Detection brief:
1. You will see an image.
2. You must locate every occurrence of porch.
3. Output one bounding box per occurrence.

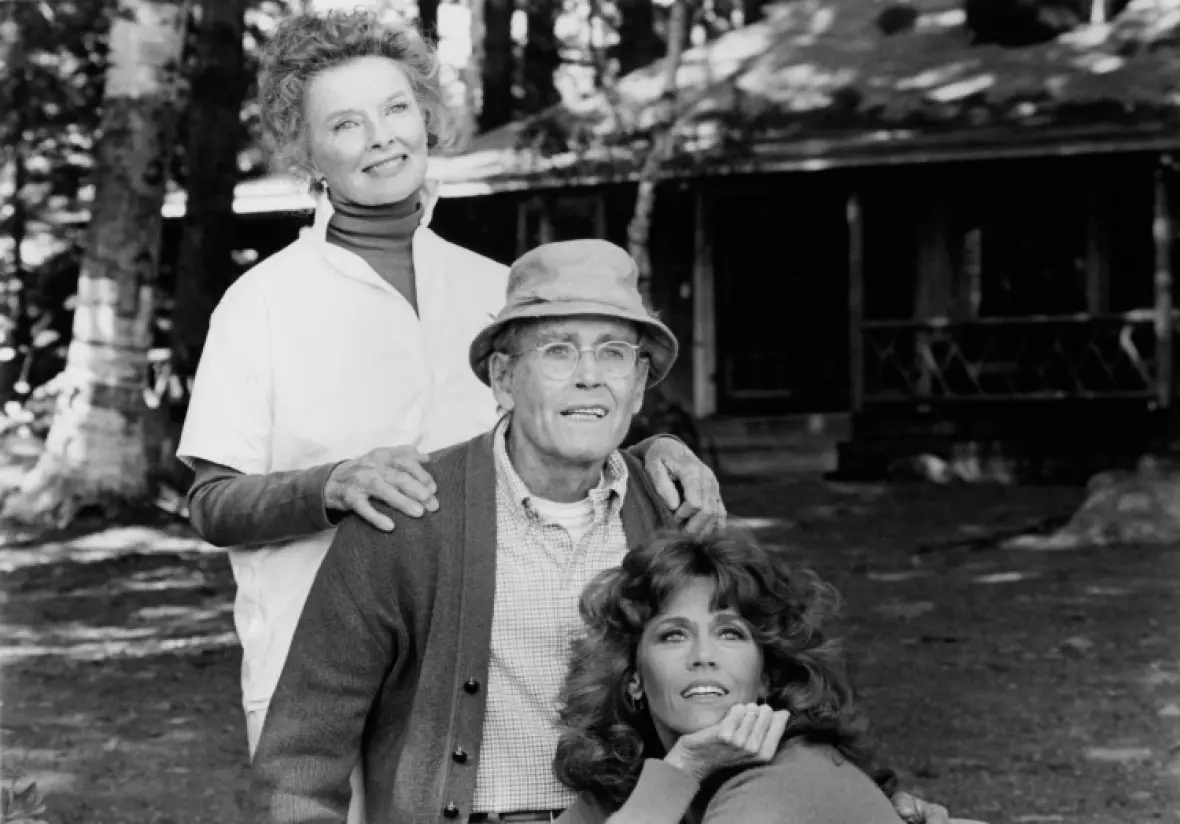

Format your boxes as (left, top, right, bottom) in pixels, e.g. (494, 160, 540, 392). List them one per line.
(836, 153, 1179, 480)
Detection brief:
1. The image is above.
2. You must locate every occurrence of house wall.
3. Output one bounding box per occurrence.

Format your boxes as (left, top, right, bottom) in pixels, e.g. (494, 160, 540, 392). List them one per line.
(708, 173, 852, 416)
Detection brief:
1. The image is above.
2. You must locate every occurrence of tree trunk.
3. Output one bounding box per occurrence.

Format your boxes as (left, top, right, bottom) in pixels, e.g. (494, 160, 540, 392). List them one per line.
(3, 0, 188, 527)
(626, 0, 688, 303)
(170, 0, 247, 383)
(521, 0, 560, 114)
(1, 14, 28, 404)
(418, 0, 439, 39)
(614, 0, 665, 78)
(479, 0, 516, 132)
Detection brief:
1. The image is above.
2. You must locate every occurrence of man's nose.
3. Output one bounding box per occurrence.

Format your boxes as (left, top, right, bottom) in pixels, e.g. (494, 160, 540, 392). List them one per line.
(573, 348, 604, 386)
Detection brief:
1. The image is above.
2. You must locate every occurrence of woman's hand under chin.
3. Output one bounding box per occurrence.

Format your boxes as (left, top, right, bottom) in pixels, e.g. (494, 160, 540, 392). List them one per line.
(662, 703, 791, 783)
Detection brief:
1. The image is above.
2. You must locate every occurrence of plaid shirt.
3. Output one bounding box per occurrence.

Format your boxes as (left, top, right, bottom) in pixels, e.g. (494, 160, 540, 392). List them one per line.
(471, 421, 632, 814)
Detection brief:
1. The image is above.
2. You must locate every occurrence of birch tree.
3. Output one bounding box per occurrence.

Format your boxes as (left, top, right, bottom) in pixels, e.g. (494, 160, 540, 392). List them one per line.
(627, 0, 689, 302)
(5, 0, 189, 526)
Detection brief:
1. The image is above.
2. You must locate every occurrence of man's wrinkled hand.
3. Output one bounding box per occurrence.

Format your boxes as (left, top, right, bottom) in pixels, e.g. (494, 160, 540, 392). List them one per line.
(324, 445, 438, 532)
(644, 437, 726, 534)
(892, 791, 973, 824)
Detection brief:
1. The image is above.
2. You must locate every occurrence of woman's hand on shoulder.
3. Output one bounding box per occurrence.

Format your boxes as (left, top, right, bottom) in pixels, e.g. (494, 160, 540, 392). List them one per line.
(324, 446, 439, 531)
(662, 703, 790, 783)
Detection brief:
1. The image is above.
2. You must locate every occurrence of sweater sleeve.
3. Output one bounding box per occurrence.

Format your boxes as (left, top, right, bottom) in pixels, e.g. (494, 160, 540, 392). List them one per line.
(251, 515, 405, 824)
(186, 459, 342, 548)
(700, 754, 901, 824)
(556, 760, 700, 824)
(698, 763, 806, 824)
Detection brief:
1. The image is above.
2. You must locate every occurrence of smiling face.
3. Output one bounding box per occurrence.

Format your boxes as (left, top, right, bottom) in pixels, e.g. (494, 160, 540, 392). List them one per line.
(303, 55, 430, 206)
(490, 317, 647, 492)
(636, 577, 766, 747)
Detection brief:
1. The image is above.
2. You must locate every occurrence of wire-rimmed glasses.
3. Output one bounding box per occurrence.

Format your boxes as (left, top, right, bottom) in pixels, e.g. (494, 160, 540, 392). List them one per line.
(516, 340, 645, 381)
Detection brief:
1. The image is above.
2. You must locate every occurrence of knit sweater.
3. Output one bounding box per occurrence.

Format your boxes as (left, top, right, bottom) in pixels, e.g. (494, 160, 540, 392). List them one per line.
(251, 431, 675, 824)
(556, 740, 901, 824)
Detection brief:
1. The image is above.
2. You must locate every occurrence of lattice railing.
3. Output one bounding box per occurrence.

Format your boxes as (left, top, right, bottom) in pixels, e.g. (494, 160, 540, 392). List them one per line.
(860, 312, 1175, 404)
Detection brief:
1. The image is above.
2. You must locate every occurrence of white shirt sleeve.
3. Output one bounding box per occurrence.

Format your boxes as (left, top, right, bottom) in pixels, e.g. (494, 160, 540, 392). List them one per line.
(177, 280, 274, 475)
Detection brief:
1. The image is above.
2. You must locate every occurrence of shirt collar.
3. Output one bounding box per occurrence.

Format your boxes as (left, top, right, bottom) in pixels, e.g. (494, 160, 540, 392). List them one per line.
(493, 416, 629, 523)
(310, 177, 441, 240)
(308, 179, 442, 291)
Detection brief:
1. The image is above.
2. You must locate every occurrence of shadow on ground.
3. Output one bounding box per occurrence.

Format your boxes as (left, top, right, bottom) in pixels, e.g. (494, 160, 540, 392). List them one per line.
(3, 478, 1179, 823)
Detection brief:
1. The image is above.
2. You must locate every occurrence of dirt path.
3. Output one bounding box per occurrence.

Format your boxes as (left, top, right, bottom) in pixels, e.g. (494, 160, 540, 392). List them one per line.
(3, 479, 1178, 823)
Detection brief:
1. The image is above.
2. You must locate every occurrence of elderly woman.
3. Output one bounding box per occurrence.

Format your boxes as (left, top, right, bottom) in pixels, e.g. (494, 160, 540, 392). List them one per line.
(176, 7, 722, 783)
(553, 531, 986, 824)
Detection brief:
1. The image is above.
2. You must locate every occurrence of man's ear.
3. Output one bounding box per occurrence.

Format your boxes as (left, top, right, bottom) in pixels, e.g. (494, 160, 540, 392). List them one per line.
(629, 361, 650, 415)
(489, 353, 516, 413)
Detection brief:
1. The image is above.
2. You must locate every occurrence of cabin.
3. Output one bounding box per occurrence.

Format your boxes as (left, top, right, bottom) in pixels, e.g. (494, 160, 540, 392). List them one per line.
(430, 0, 1180, 480)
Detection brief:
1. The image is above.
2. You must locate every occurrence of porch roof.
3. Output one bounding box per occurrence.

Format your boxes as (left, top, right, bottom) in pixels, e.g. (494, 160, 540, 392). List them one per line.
(433, 0, 1180, 193)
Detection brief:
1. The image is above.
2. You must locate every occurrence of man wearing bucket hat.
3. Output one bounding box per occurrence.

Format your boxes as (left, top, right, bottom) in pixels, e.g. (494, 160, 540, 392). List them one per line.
(253, 238, 677, 824)
(251, 241, 953, 824)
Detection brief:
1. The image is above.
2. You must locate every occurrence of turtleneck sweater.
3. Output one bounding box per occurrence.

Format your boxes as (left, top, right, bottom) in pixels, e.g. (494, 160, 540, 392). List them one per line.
(325, 192, 422, 313)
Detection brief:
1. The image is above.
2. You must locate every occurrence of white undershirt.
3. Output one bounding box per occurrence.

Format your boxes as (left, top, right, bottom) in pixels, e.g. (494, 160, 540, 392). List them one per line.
(529, 495, 596, 545)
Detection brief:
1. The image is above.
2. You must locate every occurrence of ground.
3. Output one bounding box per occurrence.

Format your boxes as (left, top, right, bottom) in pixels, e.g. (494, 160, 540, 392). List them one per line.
(3, 474, 1179, 824)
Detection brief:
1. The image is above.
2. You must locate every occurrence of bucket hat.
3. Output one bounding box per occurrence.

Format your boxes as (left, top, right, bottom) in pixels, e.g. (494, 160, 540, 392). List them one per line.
(469, 239, 678, 386)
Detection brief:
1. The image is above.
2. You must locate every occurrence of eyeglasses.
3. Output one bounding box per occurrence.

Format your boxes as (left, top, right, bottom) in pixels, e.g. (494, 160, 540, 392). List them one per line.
(514, 341, 646, 381)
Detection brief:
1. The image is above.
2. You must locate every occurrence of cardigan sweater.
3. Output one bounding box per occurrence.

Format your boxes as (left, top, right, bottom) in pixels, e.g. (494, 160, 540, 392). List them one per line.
(555, 740, 901, 824)
(251, 430, 675, 824)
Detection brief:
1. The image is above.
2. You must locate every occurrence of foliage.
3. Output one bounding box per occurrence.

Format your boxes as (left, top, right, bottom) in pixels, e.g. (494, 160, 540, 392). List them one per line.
(0, 0, 112, 204)
(0, 0, 113, 386)
(963, 0, 1134, 47)
(0, 768, 49, 824)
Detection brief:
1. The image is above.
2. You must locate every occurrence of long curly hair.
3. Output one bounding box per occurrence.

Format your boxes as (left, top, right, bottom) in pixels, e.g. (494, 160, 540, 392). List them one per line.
(553, 529, 897, 809)
(257, 9, 454, 182)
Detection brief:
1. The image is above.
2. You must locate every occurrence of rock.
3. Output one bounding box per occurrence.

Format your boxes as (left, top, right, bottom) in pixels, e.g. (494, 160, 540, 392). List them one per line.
(1005, 460, 1180, 548)
(1061, 636, 1094, 657)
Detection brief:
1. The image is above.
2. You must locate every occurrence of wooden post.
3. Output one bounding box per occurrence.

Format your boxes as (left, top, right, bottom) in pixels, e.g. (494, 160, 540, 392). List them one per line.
(692, 187, 717, 419)
(515, 197, 530, 259)
(847, 191, 865, 413)
(538, 195, 555, 245)
(1154, 157, 1173, 409)
(593, 190, 608, 239)
(1086, 190, 1111, 313)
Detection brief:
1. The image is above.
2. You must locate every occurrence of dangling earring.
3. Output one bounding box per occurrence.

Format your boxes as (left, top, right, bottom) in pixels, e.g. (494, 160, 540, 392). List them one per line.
(624, 675, 645, 713)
